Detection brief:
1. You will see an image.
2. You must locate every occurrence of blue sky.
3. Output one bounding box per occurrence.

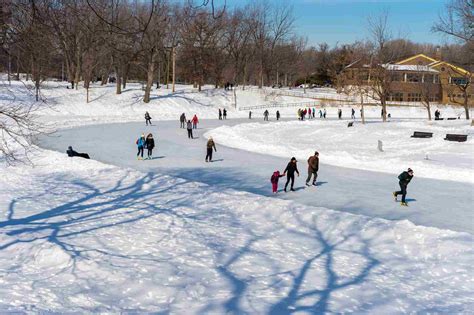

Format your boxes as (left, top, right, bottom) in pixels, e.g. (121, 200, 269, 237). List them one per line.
(213, 0, 449, 47)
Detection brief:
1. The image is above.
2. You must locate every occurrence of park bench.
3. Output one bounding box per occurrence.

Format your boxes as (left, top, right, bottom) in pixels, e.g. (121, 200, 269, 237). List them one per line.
(347, 122, 353, 127)
(411, 131, 433, 138)
(444, 134, 468, 142)
(447, 117, 458, 120)
(435, 117, 444, 120)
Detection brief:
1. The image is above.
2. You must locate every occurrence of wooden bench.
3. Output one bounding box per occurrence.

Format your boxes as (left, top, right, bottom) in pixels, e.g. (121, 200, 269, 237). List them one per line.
(444, 134, 468, 142)
(447, 117, 457, 120)
(435, 117, 444, 121)
(411, 131, 433, 138)
(347, 122, 353, 127)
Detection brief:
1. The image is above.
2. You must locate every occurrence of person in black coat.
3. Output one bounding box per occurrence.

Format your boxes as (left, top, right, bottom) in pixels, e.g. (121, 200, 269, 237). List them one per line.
(145, 133, 155, 159)
(276, 110, 280, 121)
(283, 157, 300, 192)
(223, 108, 227, 119)
(66, 146, 90, 159)
(187, 120, 193, 139)
(218, 109, 222, 120)
(393, 168, 414, 206)
(145, 111, 152, 126)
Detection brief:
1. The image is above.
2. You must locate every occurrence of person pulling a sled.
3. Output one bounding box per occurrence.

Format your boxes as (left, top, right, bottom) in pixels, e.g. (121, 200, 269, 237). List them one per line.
(393, 168, 414, 206)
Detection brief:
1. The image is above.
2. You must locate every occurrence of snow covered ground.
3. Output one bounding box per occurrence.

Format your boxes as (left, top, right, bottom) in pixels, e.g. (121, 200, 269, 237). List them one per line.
(1, 79, 474, 312)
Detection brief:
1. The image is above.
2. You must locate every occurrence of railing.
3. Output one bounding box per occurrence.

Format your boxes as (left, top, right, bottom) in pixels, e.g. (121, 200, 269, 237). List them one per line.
(240, 86, 357, 102)
(239, 101, 319, 111)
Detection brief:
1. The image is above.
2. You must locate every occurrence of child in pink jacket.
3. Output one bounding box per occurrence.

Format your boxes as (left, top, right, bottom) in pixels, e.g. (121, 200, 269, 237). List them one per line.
(270, 170, 285, 193)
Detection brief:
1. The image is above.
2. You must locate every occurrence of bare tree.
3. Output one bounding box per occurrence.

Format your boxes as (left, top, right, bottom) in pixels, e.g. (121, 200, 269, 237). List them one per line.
(432, 0, 473, 43)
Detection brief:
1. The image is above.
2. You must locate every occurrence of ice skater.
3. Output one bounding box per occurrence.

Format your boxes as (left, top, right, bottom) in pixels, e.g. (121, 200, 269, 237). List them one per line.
(145, 111, 152, 126)
(351, 108, 355, 119)
(192, 114, 199, 129)
(276, 110, 280, 121)
(338, 109, 342, 119)
(264, 110, 269, 121)
(305, 151, 319, 186)
(270, 170, 285, 193)
(136, 134, 145, 160)
(249, 111, 252, 119)
(323, 109, 327, 119)
(205, 137, 217, 162)
(180, 113, 186, 128)
(145, 133, 155, 159)
(223, 108, 227, 119)
(187, 120, 193, 139)
(219, 109, 222, 120)
(393, 168, 414, 206)
(283, 157, 300, 192)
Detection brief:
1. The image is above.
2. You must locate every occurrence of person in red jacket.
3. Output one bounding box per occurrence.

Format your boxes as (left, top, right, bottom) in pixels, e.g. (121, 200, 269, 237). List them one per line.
(192, 114, 199, 129)
(270, 170, 285, 193)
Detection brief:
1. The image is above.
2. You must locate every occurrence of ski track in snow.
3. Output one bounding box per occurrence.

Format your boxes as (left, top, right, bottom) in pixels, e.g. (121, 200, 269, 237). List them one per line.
(1, 80, 473, 313)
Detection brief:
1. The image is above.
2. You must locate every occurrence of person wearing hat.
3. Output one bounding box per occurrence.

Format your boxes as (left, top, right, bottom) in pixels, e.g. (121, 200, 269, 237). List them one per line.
(393, 168, 414, 206)
(136, 133, 146, 160)
(205, 137, 217, 162)
(283, 157, 300, 192)
(306, 151, 319, 186)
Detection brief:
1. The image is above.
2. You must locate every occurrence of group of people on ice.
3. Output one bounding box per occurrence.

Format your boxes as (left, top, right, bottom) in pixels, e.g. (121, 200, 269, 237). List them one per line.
(137, 110, 415, 206)
(179, 113, 199, 139)
(136, 133, 155, 160)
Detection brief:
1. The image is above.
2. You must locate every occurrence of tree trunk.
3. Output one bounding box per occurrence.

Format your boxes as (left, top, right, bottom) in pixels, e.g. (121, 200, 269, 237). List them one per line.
(115, 67, 122, 94)
(143, 51, 156, 103)
(360, 94, 365, 125)
(123, 63, 130, 89)
(101, 74, 107, 85)
(427, 103, 431, 120)
(464, 91, 470, 119)
(86, 87, 89, 103)
(172, 46, 176, 93)
(382, 98, 387, 122)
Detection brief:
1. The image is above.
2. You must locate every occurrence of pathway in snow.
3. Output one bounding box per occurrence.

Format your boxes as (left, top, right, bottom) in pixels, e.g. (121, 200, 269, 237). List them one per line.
(38, 118, 474, 233)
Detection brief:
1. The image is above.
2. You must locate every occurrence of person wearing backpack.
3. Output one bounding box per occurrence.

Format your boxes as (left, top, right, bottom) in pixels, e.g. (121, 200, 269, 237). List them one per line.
(270, 170, 285, 193)
(306, 151, 319, 186)
(283, 157, 300, 192)
(145, 133, 155, 159)
(393, 168, 414, 206)
(136, 134, 146, 160)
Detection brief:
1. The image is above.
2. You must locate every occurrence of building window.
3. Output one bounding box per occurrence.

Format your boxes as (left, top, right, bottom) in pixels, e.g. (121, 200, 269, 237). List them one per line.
(389, 92, 403, 102)
(407, 93, 421, 102)
(390, 73, 402, 82)
(451, 77, 468, 85)
(433, 75, 439, 83)
(407, 73, 421, 82)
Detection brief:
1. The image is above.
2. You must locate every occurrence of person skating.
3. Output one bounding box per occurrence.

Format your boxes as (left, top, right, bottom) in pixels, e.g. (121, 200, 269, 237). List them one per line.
(270, 170, 285, 193)
(283, 157, 300, 192)
(145, 133, 155, 159)
(305, 151, 319, 186)
(308, 108, 312, 119)
(319, 109, 323, 118)
(145, 111, 152, 126)
(323, 109, 327, 119)
(192, 114, 199, 129)
(276, 110, 280, 121)
(219, 108, 222, 120)
(186, 120, 193, 139)
(338, 108, 342, 119)
(223, 108, 227, 119)
(351, 108, 355, 119)
(249, 111, 252, 119)
(393, 168, 414, 206)
(205, 137, 217, 162)
(180, 113, 186, 128)
(312, 107, 316, 118)
(264, 110, 269, 121)
(136, 134, 146, 160)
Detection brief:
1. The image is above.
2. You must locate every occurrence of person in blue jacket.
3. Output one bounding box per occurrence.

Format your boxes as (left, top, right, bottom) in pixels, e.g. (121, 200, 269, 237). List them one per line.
(136, 134, 146, 160)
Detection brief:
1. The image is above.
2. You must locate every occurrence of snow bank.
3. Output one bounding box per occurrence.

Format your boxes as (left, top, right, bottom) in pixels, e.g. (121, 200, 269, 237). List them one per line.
(0, 148, 472, 313)
(206, 119, 474, 183)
